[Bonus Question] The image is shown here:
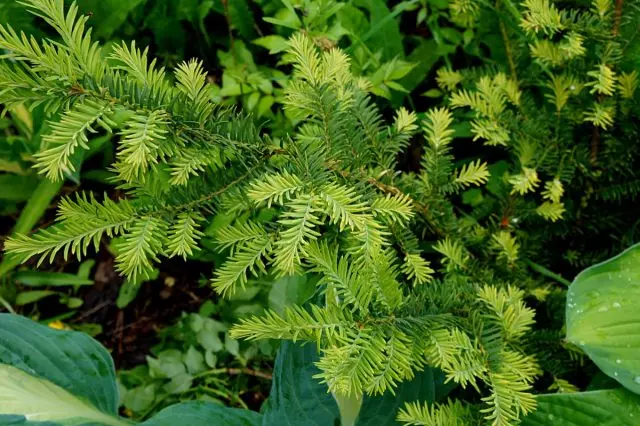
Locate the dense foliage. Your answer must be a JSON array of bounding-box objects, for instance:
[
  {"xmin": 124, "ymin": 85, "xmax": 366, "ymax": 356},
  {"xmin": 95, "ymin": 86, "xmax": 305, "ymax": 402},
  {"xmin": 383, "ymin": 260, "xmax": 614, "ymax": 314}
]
[{"xmin": 0, "ymin": 0, "xmax": 639, "ymax": 425}]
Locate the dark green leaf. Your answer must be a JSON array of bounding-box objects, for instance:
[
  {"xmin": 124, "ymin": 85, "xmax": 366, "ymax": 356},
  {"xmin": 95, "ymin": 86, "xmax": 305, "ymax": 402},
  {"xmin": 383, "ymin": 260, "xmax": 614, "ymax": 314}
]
[
  {"xmin": 354, "ymin": 0, "xmax": 404, "ymax": 60},
  {"xmin": 356, "ymin": 367, "xmax": 453, "ymax": 425},
  {"xmin": 261, "ymin": 341, "xmax": 340, "ymax": 426},
  {"xmin": 15, "ymin": 290, "xmax": 57, "ymax": 305},
  {"xmin": 142, "ymin": 401, "xmax": 261, "ymax": 426},
  {"xmin": 78, "ymin": 0, "xmax": 146, "ymax": 39},
  {"xmin": 0, "ymin": 314, "xmax": 120, "ymax": 417},
  {"xmin": 14, "ymin": 271, "xmax": 93, "ymax": 287},
  {"xmin": 566, "ymin": 243, "xmax": 640, "ymax": 394},
  {"xmin": 267, "ymin": 274, "xmax": 316, "ymax": 315},
  {"xmin": 0, "ymin": 174, "xmax": 39, "ymax": 201},
  {"xmin": 521, "ymin": 389, "xmax": 640, "ymax": 425}
]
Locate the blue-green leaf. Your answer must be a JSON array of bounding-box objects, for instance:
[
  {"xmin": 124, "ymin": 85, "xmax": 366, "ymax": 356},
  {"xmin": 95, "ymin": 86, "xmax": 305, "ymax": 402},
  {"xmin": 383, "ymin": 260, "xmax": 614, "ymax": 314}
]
[
  {"xmin": 356, "ymin": 368, "xmax": 453, "ymax": 425},
  {"xmin": 261, "ymin": 341, "xmax": 340, "ymax": 426},
  {"xmin": 0, "ymin": 314, "xmax": 122, "ymax": 424},
  {"xmin": 566, "ymin": 243, "xmax": 640, "ymax": 394},
  {"xmin": 142, "ymin": 401, "xmax": 261, "ymax": 426},
  {"xmin": 521, "ymin": 389, "xmax": 640, "ymax": 425}
]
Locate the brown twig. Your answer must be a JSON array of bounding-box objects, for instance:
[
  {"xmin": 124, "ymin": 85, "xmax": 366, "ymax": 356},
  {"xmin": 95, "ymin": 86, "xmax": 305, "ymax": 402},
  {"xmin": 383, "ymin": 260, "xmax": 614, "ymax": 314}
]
[
  {"xmin": 613, "ymin": 0, "xmax": 624, "ymax": 36},
  {"xmin": 497, "ymin": 0, "xmax": 518, "ymax": 83},
  {"xmin": 196, "ymin": 367, "xmax": 273, "ymax": 381},
  {"xmin": 221, "ymin": 0, "xmax": 237, "ymax": 66}
]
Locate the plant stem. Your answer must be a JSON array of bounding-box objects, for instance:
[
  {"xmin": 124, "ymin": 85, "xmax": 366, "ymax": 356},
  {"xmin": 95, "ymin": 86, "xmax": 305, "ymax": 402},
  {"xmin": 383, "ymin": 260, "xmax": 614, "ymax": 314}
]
[
  {"xmin": 525, "ymin": 259, "xmax": 572, "ymax": 287},
  {"xmin": 333, "ymin": 392, "xmax": 362, "ymax": 426},
  {"xmin": 0, "ymin": 294, "xmax": 15, "ymax": 314},
  {"xmin": 195, "ymin": 367, "xmax": 273, "ymax": 381}
]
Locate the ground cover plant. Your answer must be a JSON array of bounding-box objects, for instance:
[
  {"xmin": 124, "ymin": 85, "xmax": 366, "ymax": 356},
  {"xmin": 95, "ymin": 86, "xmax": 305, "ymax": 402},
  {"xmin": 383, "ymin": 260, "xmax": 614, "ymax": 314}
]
[{"xmin": 0, "ymin": 0, "xmax": 640, "ymax": 425}]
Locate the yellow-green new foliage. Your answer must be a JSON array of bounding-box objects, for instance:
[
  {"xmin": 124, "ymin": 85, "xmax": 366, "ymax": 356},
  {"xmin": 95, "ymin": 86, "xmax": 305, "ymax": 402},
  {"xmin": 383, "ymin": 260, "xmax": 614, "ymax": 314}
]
[{"xmin": 1, "ymin": 1, "xmax": 562, "ymax": 425}]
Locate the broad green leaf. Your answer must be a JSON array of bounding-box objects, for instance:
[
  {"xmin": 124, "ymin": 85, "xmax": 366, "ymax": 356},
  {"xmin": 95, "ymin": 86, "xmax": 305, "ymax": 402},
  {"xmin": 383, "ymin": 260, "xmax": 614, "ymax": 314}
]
[
  {"xmin": 15, "ymin": 290, "xmax": 57, "ymax": 305},
  {"xmin": 228, "ymin": 0, "xmax": 256, "ymax": 39},
  {"xmin": 566, "ymin": 243, "xmax": 640, "ymax": 393},
  {"xmin": 0, "ymin": 364, "xmax": 127, "ymax": 426},
  {"xmin": 356, "ymin": 368, "xmax": 453, "ymax": 425},
  {"xmin": 401, "ymin": 40, "xmax": 439, "ymax": 93},
  {"xmin": 0, "ymin": 179, "xmax": 62, "ymax": 278},
  {"xmin": 521, "ymin": 389, "xmax": 640, "ymax": 425},
  {"xmin": 267, "ymin": 274, "xmax": 316, "ymax": 315},
  {"xmin": 261, "ymin": 341, "xmax": 340, "ymax": 426},
  {"xmin": 142, "ymin": 401, "xmax": 261, "ymax": 426},
  {"xmin": 354, "ymin": 0, "xmax": 404, "ymax": 61},
  {"xmin": 77, "ymin": 0, "xmax": 146, "ymax": 39},
  {"xmin": 123, "ymin": 384, "xmax": 157, "ymax": 413},
  {"xmin": 0, "ymin": 174, "xmax": 38, "ymax": 201},
  {"xmin": 253, "ymin": 35, "xmax": 289, "ymax": 54},
  {"xmin": 0, "ymin": 314, "xmax": 120, "ymax": 415},
  {"xmin": 184, "ymin": 346, "xmax": 207, "ymax": 374},
  {"xmin": 14, "ymin": 271, "xmax": 93, "ymax": 287}
]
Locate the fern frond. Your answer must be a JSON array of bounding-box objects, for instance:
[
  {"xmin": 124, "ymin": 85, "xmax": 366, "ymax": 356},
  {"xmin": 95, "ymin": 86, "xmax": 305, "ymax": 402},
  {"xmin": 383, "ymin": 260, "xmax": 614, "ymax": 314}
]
[
  {"xmin": 544, "ymin": 74, "xmax": 579, "ymax": 112},
  {"xmin": 586, "ymin": 64, "xmax": 616, "ymax": 96},
  {"xmin": 110, "ymin": 40, "xmax": 168, "ymax": 90},
  {"xmin": 559, "ymin": 31, "xmax": 586, "ymax": 59},
  {"xmin": 469, "ymin": 119, "xmax": 509, "ymax": 147},
  {"xmin": 583, "ymin": 103, "xmax": 615, "ymax": 129},
  {"xmin": 364, "ymin": 328, "xmax": 414, "ymax": 395},
  {"xmin": 394, "ymin": 107, "xmax": 419, "ymax": 134},
  {"xmin": 168, "ymin": 146, "xmax": 225, "ymax": 186},
  {"xmin": 370, "ymin": 193, "xmax": 415, "ymax": 224},
  {"xmin": 34, "ymin": 98, "xmax": 116, "ymax": 180},
  {"xmin": 397, "ymin": 400, "xmax": 473, "ymax": 426},
  {"xmin": 477, "ymin": 285, "xmax": 536, "ymax": 342},
  {"xmin": 423, "ymin": 107, "xmax": 455, "ymax": 148},
  {"xmin": 542, "ymin": 178, "xmax": 564, "ymax": 203},
  {"xmin": 114, "ymin": 217, "xmax": 167, "ymax": 281},
  {"xmin": 481, "ymin": 370, "xmax": 537, "ymax": 426},
  {"xmin": 536, "ymin": 201, "xmax": 565, "ymax": 221},
  {"xmin": 174, "ymin": 59, "xmax": 213, "ymax": 122},
  {"xmin": 454, "ymin": 160, "xmax": 490, "ymax": 188},
  {"xmin": 508, "ymin": 168, "xmax": 540, "ymax": 195},
  {"xmin": 592, "ymin": 0, "xmax": 612, "ymax": 16},
  {"xmin": 229, "ymin": 304, "xmax": 355, "ymax": 343},
  {"xmin": 288, "ymin": 33, "xmax": 322, "ymax": 86},
  {"xmin": 434, "ymin": 238, "xmax": 468, "ymax": 271},
  {"xmin": 214, "ymin": 220, "xmax": 267, "ymax": 253},
  {"xmin": 436, "ymin": 68, "xmax": 463, "ymax": 91},
  {"xmin": 520, "ymin": 0, "xmax": 564, "ymax": 35},
  {"xmin": 359, "ymin": 248, "xmax": 403, "ymax": 310},
  {"xmin": 166, "ymin": 211, "xmax": 204, "ymax": 260},
  {"xmin": 211, "ymin": 235, "xmax": 272, "ymax": 295},
  {"xmin": 319, "ymin": 183, "xmax": 369, "ymax": 232},
  {"xmin": 21, "ymin": 0, "xmax": 104, "ymax": 79},
  {"xmin": 4, "ymin": 193, "xmax": 135, "ymax": 264},
  {"xmin": 0, "ymin": 22, "xmax": 74, "ymax": 77},
  {"xmin": 273, "ymin": 194, "xmax": 323, "ymax": 274},
  {"xmin": 305, "ymin": 240, "xmax": 373, "ymax": 313},
  {"xmin": 490, "ymin": 231, "xmax": 519, "ymax": 264},
  {"xmin": 618, "ymin": 70, "xmax": 638, "ymax": 99},
  {"xmin": 115, "ymin": 109, "xmax": 170, "ymax": 182},
  {"xmin": 402, "ymin": 252, "xmax": 434, "ymax": 286},
  {"xmin": 247, "ymin": 171, "xmax": 305, "ymax": 207}
]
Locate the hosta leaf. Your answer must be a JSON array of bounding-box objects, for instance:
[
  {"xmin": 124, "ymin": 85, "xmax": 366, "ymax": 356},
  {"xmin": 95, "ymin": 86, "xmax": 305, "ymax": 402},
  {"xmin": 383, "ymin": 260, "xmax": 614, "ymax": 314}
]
[
  {"xmin": 566, "ymin": 243, "xmax": 640, "ymax": 393},
  {"xmin": 521, "ymin": 389, "xmax": 640, "ymax": 425},
  {"xmin": 142, "ymin": 401, "xmax": 261, "ymax": 426},
  {"xmin": 0, "ymin": 314, "xmax": 119, "ymax": 415},
  {"xmin": 0, "ymin": 364, "xmax": 127, "ymax": 426},
  {"xmin": 267, "ymin": 274, "xmax": 316, "ymax": 316},
  {"xmin": 261, "ymin": 341, "xmax": 340, "ymax": 426},
  {"xmin": 356, "ymin": 368, "xmax": 453, "ymax": 426}
]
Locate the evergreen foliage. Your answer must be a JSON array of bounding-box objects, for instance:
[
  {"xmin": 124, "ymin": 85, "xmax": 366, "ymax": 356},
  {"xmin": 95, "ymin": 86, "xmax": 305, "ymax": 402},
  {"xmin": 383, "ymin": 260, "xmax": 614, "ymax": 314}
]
[{"xmin": 2, "ymin": 0, "xmax": 640, "ymax": 424}]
